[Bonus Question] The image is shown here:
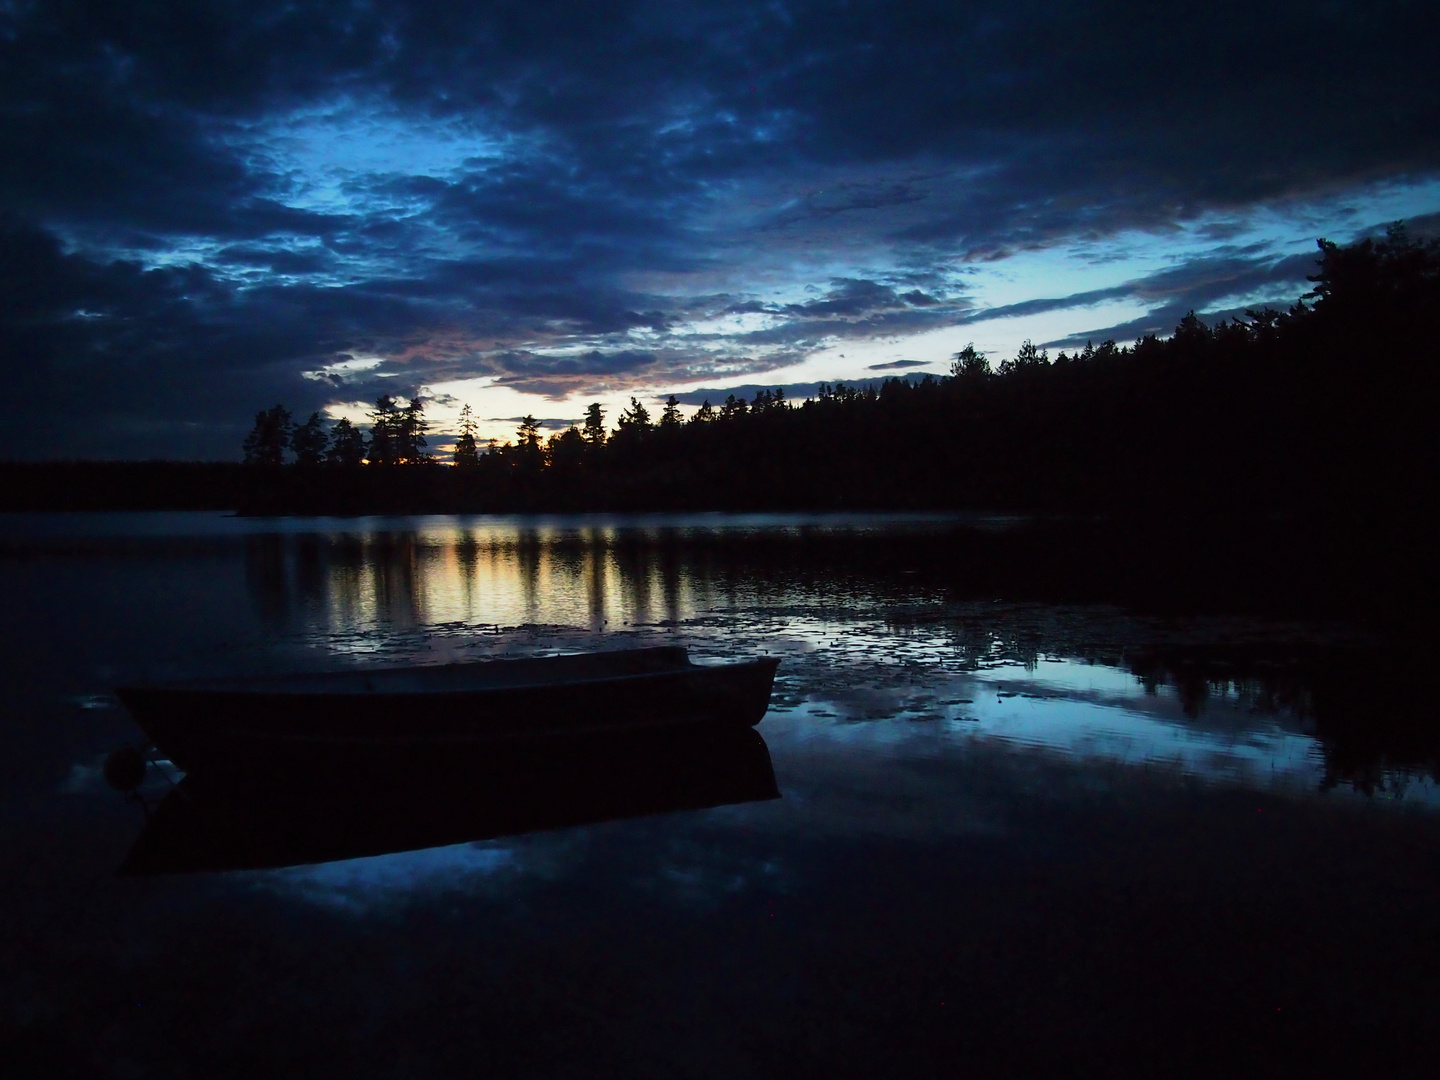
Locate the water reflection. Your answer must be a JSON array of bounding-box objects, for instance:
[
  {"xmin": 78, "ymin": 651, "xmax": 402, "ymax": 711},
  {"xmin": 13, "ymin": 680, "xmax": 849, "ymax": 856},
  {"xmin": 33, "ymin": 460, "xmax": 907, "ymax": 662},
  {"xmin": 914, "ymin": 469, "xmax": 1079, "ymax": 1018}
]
[
  {"xmin": 1124, "ymin": 645, "xmax": 1439, "ymax": 794},
  {"xmin": 238, "ymin": 518, "xmax": 1437, "ymax": 803},
  {"xmin": 242, "ymin": 517, "xmax": 974, "ymax": 638},
  {"xmin": 7, "ymin": 512, "xmax": 1440, "ymax": 1075},
  {"xmin": 122, "ymin": 727, "xmax": 779, "ymax": 875}
]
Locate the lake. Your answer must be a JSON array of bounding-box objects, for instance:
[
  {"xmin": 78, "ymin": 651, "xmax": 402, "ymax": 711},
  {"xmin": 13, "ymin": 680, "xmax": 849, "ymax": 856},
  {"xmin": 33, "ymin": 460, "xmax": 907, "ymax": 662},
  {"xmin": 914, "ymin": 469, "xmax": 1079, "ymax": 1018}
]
[{"xmin": 2, "ymin": 512, "xmax": 1437, "ymax": 1077}]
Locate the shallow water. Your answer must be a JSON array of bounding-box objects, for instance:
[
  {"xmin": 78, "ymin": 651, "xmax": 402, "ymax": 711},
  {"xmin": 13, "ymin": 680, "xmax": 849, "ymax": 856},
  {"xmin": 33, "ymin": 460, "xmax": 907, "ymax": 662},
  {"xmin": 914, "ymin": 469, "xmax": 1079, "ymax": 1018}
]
[{"xmin": 3, "ymin": 512, "xmax": 1438, "ymax": 1077}]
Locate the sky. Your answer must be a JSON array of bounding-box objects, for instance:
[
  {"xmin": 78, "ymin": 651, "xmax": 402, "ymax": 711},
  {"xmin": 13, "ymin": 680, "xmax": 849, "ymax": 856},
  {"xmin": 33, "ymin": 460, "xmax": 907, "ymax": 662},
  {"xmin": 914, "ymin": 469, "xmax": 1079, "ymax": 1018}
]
[{"xmin": 2, "ymin": 0, "xmax": 1438, "ymax": 460}]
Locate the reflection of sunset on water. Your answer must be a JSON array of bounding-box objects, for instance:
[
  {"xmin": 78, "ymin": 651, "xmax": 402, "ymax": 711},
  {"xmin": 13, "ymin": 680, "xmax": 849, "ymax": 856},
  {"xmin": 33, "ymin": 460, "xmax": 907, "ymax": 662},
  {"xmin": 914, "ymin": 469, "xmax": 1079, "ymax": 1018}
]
[
  {"xmin": 256, "ymin": 516, "xmax": 909, "ymax": 645},
  {"xmin": 220, "ymin": 513, "xmax": 1440, "ymax": 805},
  {"xmin": 6, "ymin": 510, "xmax": 1440, "ymax": 1080},
  {"xmin": 288, "ymin": 524, "xmax": 712, "ymax": 635}
]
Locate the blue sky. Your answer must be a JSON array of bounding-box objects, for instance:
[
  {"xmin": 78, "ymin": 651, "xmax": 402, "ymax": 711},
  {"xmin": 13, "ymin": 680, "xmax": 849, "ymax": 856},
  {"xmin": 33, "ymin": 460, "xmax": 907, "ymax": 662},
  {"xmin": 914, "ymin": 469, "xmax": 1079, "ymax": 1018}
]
[{"xmin": 2, "ymin": 0, "xmax": 1438, "ymax": 458}]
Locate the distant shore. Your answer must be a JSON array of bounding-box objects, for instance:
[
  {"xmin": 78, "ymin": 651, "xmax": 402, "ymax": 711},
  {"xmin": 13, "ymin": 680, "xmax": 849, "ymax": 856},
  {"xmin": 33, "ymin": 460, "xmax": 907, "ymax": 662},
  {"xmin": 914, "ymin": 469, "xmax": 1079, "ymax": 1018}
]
[{"xmin": 0, "ymin": 469, "xmax": 1431, "ymax": 637}]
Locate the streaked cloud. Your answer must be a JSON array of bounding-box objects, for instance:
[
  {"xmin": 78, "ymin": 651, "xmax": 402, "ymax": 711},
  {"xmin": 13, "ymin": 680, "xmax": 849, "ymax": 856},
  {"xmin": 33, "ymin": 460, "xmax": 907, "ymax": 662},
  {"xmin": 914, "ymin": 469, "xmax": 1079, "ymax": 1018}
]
[{"xmin": 1, "ymin": 1, "xmax": 1437, "ymax": 456}]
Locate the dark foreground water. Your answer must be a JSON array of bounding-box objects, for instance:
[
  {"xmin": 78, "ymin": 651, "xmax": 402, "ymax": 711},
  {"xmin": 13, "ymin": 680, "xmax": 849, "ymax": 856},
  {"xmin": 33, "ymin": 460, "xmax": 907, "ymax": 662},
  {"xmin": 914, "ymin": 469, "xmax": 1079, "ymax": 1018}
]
[{"xmin": 2, "ymin": 512, "xmax": 1438, "ymax": 1077}]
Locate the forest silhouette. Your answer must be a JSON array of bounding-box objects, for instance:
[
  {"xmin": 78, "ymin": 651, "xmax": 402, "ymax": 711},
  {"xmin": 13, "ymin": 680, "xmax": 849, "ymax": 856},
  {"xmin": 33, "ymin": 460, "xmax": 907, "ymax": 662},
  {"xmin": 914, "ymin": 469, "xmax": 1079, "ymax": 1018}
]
[
  {"xmin": 3, "ymin": 226, "xmax": 1436, "ymax": 629},
  {"xmin": 217, "ymin": 225, "xmax": 1437, "ymax": 523}
]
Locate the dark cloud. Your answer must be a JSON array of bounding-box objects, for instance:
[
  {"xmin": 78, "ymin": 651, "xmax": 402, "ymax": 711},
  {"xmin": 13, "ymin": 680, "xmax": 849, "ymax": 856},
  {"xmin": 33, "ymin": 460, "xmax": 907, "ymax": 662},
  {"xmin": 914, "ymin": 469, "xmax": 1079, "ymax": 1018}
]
[
  {"xmin": 1402, "ymin": 212, "xmax": 1440, "ymax": 240},
  {"xmin": 0, "ymin": 1, "xmax": 1436, "ymax": 456},
  {"xmin": 1041, "ymin": 305, "xmax": 1267, "ymax": 351},
  {"xmin": 1128, "ymin": 250, "xmax": 1320, "ymax": 308},
  {"xmin": 216, "ymin": 244, "xmax": 338, "ymax": 275},
  {"xmin": 765, "ymin": 279, "xmax": 952, "ymax": 321},
  {"xmin": 782, "ymin": 279, "xmax": 906, "ymax": 318},
  {"xmin": 480, "ymin": 348, "xmax": 672, "ymax": 399},
  {"xmin": 1037, "ymin": 255, "xmax": 1325, "ymax": 349},
  {"xmin": 493, "ymin": 348, "xmax": 658, "ymax": 382},
  {"xmin": 710, "ymin": 277, "xmax": 973, "ymax": 351},
  {"xmin": 867, "ymin": 360, "xmax": 930, "ymax": 371},
  {"xmin": 957, "ymin": 287, "xmax": 1134, "ymax": 325},
  {"xmin": 0, "ymin": 218, "xmax": 346, "ymax": 457},
  {"xmin": 950, "ymin": 248, "xmax": 1322, "ymax": 347}
]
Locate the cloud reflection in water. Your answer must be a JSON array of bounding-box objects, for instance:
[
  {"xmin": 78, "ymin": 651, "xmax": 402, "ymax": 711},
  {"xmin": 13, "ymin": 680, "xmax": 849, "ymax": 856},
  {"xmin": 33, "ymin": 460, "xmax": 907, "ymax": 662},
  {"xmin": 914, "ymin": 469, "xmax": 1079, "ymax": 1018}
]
[
  {"xmin": 232, "ymin": 514, "xmax": 1438, "ymax": 808},
  {"xmin": 256, "ymin": 843, "xmax": 520, "ymax": 914}
]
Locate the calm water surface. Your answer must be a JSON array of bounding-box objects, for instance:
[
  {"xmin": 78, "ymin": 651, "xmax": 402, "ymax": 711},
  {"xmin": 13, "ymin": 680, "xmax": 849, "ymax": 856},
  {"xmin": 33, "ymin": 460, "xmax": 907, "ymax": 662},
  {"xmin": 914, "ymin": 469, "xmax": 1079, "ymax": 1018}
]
[{"xmin": 3, "ymin": 512, "xmax": 1437, "ymax": 1077}]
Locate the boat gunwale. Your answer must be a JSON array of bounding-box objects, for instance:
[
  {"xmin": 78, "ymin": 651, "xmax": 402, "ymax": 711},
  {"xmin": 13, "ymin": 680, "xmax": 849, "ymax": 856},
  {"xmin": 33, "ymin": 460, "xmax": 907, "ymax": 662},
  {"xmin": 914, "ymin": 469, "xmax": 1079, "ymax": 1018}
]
[
  {"xmin": 116, "ymin": 652, "xmax": 778, "ymax": 702},
  {"xmin": 138, "ymin": 710, "xmax": 770, "ymax": 747}
]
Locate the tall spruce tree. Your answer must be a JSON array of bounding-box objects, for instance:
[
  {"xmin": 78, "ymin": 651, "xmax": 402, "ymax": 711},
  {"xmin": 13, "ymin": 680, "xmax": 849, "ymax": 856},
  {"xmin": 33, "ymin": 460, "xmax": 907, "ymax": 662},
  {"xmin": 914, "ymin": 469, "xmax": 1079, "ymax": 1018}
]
[
  {"xmin": 399, "ymin": 397, "xmax": 430, "ymax": 463},
  {"xmin": 453, "ymin": 404, "xmax": 479, "ymax": 466},
  {"xmin": 242, "ymin": 405, "xmax": 292, "ymax": 466},
  {"xmin": 949, "ymin": 343, "xmax": 989, "ymax": 380},
  {"xmin": 618, "ymin": 397, "xmax": 652, "ymax": 434},
  {"xmin": 326, "ymin": 417, "xmax": 366, "ymax": 467},
  {"xmin": 367, "ymin": 396, "xmax": 401, "ymax": 465},
  {"xmin": 291, "ymin": 412, "xmax": 328, "ymax": 467},
  {"xmin": 582, "ymin": 403, "xmax": 607, "ymax": 446},
  {"xmin": 659, "ymin": 395, "xmax": 683, "ymax": 430},
  {"xmin": 516, "ymin": 415, "xmax": 544, "ymax": 470}
]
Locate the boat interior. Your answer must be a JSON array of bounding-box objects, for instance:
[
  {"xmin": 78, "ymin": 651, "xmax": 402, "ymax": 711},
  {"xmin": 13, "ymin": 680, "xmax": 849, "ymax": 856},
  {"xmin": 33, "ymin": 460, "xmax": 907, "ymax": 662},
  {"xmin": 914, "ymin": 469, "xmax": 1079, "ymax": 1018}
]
[{"xmin": 156, "ymin": 645, "xmax": 701, "ymax": 696}]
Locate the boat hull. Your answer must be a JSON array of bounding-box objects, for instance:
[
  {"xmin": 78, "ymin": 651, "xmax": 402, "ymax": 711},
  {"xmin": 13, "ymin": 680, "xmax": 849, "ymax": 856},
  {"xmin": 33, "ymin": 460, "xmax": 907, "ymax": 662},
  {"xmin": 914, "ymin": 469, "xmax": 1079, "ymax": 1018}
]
[
  {"xmin": 120, "ymin": 726, "xmax": 780, "ymax": 875},
  {"xmin": 115, "ymin": 647, "xmax": 781, "ymax": 777}
]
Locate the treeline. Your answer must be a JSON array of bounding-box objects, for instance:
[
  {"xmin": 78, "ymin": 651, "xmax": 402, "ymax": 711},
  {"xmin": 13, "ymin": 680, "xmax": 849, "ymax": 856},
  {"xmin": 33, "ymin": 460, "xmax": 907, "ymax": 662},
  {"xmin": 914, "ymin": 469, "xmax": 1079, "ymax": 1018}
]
[
  {"xmin": 237, "ymin": 225, "xmax": 1439, "ymax": 521},
  {"xmin": 242, "ymin": 394, "xmax": 422, "ymax": 468}
]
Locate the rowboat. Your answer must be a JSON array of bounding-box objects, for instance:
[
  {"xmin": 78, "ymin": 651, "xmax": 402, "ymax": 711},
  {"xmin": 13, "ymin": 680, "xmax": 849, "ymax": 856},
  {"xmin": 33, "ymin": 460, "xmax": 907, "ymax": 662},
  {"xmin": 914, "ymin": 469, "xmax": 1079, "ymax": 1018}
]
[
  {"xmin": 115, "ymin": 645, "xmax": 781, "ymax": 777},
  {"xmin": 120, "ymin": 726, "xmax": 779, "ymax": 874}
]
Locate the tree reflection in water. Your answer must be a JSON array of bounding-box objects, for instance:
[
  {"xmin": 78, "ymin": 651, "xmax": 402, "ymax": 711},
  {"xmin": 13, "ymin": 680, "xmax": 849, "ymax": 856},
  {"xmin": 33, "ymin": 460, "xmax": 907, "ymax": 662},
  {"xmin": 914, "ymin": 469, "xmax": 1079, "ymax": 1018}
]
[{"xmin": 240, "ymin": 518, "xmax": 1434, "ymax": 797}]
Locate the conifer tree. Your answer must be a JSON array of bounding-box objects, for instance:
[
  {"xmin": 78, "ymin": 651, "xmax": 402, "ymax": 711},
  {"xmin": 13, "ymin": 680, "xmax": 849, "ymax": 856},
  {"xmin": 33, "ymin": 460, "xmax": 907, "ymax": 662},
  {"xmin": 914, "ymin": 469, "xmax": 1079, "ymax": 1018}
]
[
  {"xmin": 582, "ymin": 403, "xmax": 607, "ymax": 446},
  {"xmin": 547, "ymin": 425, "xmax": 586, "ymax": 469},
  {"xmin": 326, "ymin": 417, "xmax": 366, "ymax": 467},
  {"xmin": 517, "ymin": 415, "xmax": 542, "ymax": 449},
  {"xmin": 399, "ymin": 397, "xmax": 430, "ymax": 463},
  {"xmin": 619, "ymin": 397, "xmax": 652, "ymax": 433},
  {"xmin": 660, "ymin": 395, "xmax": 683, "ymax": 430},
  {"xmin": 453, "ymin": 404, "xmax": 479, "ymax": 467},
  {"xmin": 242, "ymin": 405, "xmax": 292, "ymax": 466},
  {"xmin": 367, "ymin": 396, "xmax": 401, "ymax": 465},
  {"xmin": 949, "ymin": 343, "xmax": 989, "ymax": 379},
  {"xmin": 291, "ymin": 412, "xmax": 328, "ymax": 467},
  {"xmin": 1000, "ymin": 339, "xmax": 1048, "ymax": 375},
  {"xmin": 516, "ymin": 415, "xmax": 544, "ymax": 469}
]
